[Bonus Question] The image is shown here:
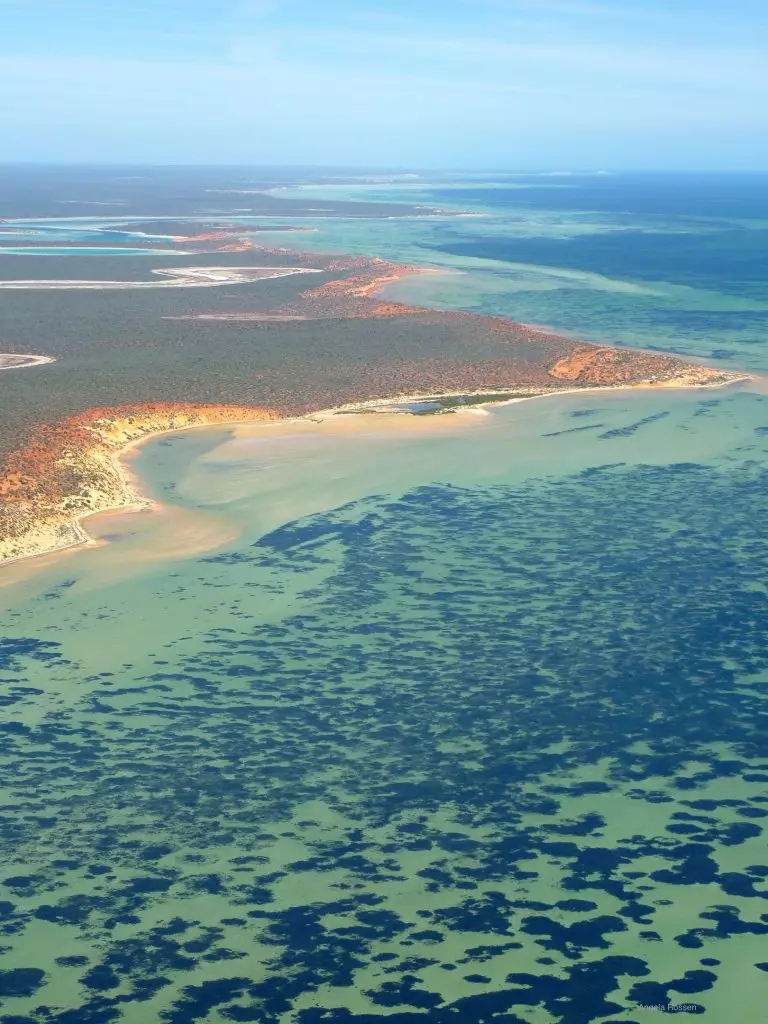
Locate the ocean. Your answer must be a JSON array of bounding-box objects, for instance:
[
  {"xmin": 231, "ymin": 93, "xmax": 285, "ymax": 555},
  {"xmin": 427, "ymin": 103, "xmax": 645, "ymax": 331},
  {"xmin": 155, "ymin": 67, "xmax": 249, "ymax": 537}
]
[{"xmin": 1, "ymin": 173, "xmax": 767, "ymax": 1022}]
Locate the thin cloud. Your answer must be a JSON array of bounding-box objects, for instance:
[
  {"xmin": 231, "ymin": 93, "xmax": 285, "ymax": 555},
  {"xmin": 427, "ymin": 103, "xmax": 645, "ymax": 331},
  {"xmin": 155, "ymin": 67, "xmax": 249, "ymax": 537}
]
[
  {"xmin": 228, "ymin": 22, "xmax": 768, "ymax": 94},
  {"xmin": 2, "ymin": 0, "xmax": 767, "ymax": 166},
  {"xmin": 471, "ymin": 0, "xmax": 621, "ymax": 15}
]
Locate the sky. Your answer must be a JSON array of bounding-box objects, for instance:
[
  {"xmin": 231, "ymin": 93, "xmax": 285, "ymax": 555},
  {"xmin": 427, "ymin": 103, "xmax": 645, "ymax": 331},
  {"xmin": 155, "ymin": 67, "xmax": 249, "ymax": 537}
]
[{"xmin": 1, "ymin": 0, "xmax": 767, "ymax": 169}]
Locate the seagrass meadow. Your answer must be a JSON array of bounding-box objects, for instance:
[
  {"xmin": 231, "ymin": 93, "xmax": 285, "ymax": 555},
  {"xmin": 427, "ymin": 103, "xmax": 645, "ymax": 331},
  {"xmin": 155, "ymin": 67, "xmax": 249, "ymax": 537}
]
[{"xmin": 2, "ymin": 387, "xmax": 768, "ymax": 1022}]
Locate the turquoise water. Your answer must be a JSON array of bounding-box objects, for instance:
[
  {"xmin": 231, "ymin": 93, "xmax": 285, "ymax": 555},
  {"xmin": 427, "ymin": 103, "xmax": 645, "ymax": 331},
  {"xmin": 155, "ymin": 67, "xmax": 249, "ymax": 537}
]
[
  {"xmin": 1, "ymin": 177, "xmax": 768, "ymax": 1021},
  {"xmin": 271, "ymin": 174, "xmax": 768, "ymax": 376},
  {"xmin": 0, "ymin": 221, "xmax": 179, "ymax": 243},
  {"xmin": 0, "ymin": 246, "xmax": 186, "ymax": 256}
]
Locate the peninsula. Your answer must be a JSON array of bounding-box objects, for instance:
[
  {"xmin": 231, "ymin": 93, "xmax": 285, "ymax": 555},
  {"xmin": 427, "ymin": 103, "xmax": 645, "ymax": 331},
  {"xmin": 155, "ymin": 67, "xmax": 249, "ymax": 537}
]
[{"xmin": 0, "ymin": 224, "xmax": 746, "ymax": 566}]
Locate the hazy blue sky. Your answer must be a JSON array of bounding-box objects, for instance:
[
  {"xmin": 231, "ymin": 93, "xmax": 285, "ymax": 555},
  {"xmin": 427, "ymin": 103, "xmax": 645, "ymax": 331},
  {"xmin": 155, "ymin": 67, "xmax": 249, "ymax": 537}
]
[{"xmin": 1, "ymin": 0, "xmax": 767, "ymax": 168}]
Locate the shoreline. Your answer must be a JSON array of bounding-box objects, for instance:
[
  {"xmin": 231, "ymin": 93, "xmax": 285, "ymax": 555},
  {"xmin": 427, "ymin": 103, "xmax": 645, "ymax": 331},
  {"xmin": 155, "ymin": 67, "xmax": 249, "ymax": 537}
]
[
  {"xmin": 0, "ymin": 371, "xmax": 753, "ymax": 574},
  {"xmin": 0, "ymin": 225, "xmax": 755, "ymax": 574},
  {"xmin": 308, "ymin": 372, "xmax": 753, "ymax": 418}
]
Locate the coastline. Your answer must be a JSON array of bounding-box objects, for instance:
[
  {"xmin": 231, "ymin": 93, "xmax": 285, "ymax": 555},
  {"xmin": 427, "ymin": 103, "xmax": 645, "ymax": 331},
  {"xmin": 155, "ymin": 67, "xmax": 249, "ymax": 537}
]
[
  {"xmin": 0, "ymin": 369, "xmax": 752, "ymax": 575},
  {"xmin": 0, "ymin": 236, "xmax": 753, "ymax": 573},
  {"xmin": 0, "ymin": 404, "xmax": 280, "ymax": 570},
  {"xmin": 0, "ymin": 419, "xmax": 243, "ymax": 575},
  {"xmin": 309, "ymin": 371, "xmax": 753, "ymax": 418}
]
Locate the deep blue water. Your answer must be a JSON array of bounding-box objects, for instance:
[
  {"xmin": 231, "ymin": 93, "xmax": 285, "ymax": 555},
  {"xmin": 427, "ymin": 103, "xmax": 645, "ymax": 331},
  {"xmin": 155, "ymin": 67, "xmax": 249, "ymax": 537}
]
[
  {"xmin": 429, "ymin": 172, "xmax": 768, "ymax": 220},
  {"xmin": 423, "ymin": 175, "xmax": 768, "ymax": 300}
]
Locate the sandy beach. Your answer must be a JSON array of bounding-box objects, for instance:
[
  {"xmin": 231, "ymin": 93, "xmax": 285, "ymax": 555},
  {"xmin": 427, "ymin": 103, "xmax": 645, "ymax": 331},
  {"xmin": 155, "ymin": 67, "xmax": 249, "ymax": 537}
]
[{"xmin": 308, "ymin": 371, "xmax": 754, "ymax": 418}]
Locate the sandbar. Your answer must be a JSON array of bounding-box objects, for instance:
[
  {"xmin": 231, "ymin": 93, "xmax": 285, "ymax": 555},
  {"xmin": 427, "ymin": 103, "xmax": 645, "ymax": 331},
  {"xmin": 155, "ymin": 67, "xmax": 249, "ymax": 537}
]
[
  {"xmin": 0, "ymin": 266, "xmax": 322, "ymax": 290},
  {"xmin": 0, "ymin": 353, "xmax": 55, "ymax": 370}
]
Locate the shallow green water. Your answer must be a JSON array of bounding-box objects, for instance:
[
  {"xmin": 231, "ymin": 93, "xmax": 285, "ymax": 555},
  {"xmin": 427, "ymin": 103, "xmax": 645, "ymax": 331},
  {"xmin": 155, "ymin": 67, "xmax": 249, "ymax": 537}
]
[
  {"xmin": 3, "ymin": 383, "xmax": 768, "ymax": 1022},
  {"xmin": 0, "ymin": 247, "xmax": 185, "ymax": 256},
  {"xmin": 2, "ymin": 178, "xmax": 768, "ymax": 1021},
  {"xmin": 272, "ymin": 175, "xmax": 768, "ymax": 376}
]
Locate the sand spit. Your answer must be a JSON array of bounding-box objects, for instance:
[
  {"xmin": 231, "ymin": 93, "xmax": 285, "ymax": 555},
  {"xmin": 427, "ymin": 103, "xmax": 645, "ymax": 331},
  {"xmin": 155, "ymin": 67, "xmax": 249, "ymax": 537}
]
[
  {"xmin": 311, "ymin": 372, "xmax": 752, "ymax": 419},
  {"xmin": 0, "ymin": 353, "xmax": 55, "ymax": 371},
  {"xmin": 163, "ymin": 314, "xmax": 309, "ymax": 323},
  {"xmin": 0, "ymin": 266, "xmax": 323, "ymax": 291}
]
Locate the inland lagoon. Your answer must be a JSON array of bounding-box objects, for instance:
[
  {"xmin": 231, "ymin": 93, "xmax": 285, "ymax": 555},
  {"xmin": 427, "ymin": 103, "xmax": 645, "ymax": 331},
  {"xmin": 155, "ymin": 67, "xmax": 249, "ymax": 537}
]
[{"xmin": 1, "ymin": 171, "xmax": 767, "ymax": 1021}]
